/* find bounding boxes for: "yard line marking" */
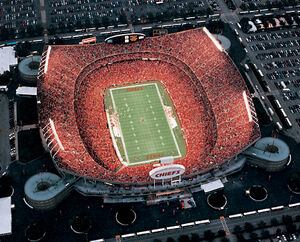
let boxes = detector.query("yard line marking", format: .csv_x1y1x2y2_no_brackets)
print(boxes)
154,83,181,158
109,89,129,162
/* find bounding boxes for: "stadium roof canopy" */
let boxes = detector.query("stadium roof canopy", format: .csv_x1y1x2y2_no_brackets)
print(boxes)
37,27,260,184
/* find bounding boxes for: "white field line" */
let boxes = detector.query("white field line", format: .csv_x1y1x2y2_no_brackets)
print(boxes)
109,89,129,162
106,111,126,165
154,83,181,158
110,83,154,90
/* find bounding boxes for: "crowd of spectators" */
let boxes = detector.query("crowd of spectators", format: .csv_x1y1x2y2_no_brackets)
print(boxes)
37,28,260,184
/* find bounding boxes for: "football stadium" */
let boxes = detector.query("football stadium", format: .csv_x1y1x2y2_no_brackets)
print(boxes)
37,27,260,194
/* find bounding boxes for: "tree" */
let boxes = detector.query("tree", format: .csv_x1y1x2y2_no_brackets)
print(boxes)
147,12,154,22
84,19,92,28
244,222,254,233
58,22,66,31
93,18,101,29
27,25,35,36
178,235,190,242
66,22,75,32
0,26,10,40
101,16,110,27
249,232,258,240
48,24,57,35
261,230,270,238
15,41,32,57
166,238,176,242
233,225,242,234
221,238,230,242
203,230,215,240
76,20,82,29
218,230,226,237
236,233,246,241
155,12,164,22
0,71,12,85
119,11,127,24
240,3,247,10
35,24,43,36
240,17,251,33
282,215,293,225
286,224,297,234
271,218,279,226
276,228,282,235
206,8,213,16
206,19,224,33
190,233,200,242
258,220,267,228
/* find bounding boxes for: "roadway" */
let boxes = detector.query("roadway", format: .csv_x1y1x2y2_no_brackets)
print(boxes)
104,205,300,242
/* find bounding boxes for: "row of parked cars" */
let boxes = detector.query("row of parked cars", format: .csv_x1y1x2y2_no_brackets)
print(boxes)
250,39,300,52
263,59,300,71
246,30,300,43
289,104,300,113
272,233,297,241
267,69,300,80
256,49,300,60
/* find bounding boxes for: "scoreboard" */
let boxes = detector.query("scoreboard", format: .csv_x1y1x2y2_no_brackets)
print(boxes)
105,33,145,44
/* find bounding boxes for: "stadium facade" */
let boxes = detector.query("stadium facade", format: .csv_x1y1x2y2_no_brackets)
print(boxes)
37,28,260,201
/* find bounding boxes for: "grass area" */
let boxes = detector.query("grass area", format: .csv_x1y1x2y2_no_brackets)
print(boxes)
17,97,38,126
105,81,186,165
18,129,44,163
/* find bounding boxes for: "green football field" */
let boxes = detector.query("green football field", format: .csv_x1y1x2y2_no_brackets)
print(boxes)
107,82,185,165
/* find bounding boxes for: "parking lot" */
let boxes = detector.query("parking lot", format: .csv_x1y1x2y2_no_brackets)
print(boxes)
0,0,42,40
0,0,215,41
236,20,300,143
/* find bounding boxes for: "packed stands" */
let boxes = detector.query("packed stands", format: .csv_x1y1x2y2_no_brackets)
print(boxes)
37,28,260,184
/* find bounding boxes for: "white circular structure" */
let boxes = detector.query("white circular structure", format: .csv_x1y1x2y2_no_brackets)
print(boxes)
149,164,185,180
213,34,231,51
24,172,72,210
18,55,41,84
244,137,290,171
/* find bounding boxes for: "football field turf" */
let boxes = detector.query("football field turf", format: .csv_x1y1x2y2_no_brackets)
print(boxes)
108,82,184,165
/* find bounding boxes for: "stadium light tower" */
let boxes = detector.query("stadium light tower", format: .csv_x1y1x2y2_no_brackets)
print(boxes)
243,91,253,122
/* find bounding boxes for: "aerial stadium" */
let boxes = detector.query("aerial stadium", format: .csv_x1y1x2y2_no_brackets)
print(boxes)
37,28,260,199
